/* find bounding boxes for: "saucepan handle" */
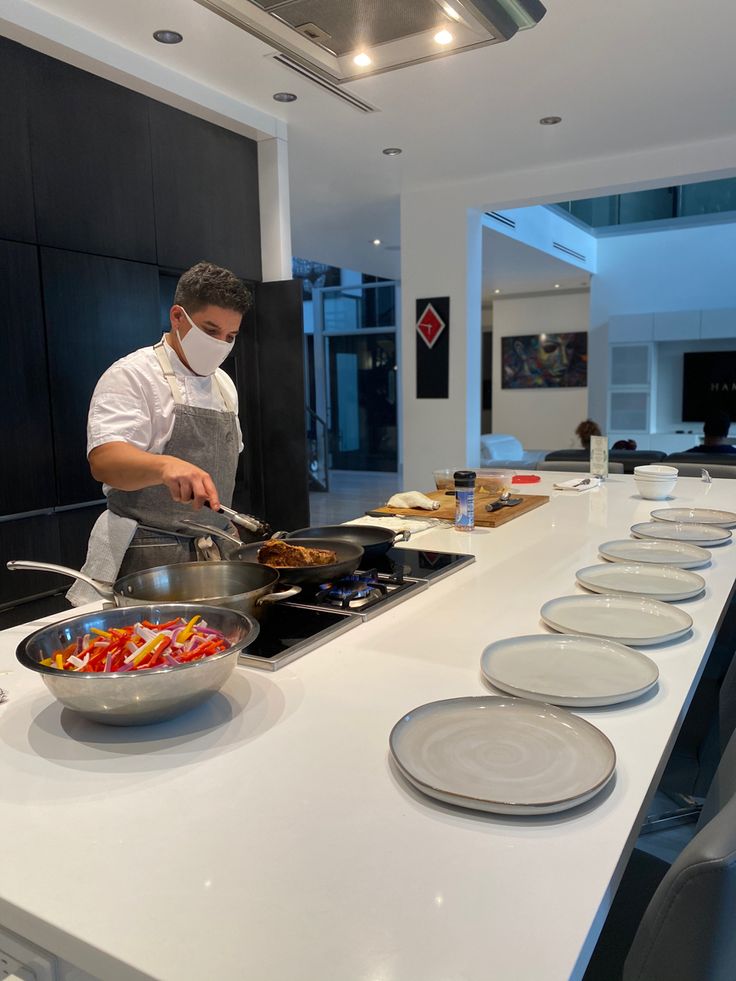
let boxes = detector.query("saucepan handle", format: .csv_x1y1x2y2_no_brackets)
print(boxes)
6,560,115,599
256,585,302,605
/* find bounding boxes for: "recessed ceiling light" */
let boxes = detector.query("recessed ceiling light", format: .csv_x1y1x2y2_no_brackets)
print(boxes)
554,283,561,288
273,92,297,103
372,239,382,246
434,29,454,45
539,116,562,125
382,147,403,156
494,289,501,294
353,52,372,67
153,30,183,44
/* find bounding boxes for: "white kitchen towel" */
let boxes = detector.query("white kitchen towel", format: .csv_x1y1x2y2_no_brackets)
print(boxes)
344,516,441,535
553,476,602,492
66,510,137,606
386,491,440,510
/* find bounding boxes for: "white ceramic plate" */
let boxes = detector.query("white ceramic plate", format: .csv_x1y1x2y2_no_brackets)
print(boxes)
389,696,616,815
598,539,712,569
481,635,659,707
540,594,693,645
631,521,732,547
650,507,736,528
575,563,705,601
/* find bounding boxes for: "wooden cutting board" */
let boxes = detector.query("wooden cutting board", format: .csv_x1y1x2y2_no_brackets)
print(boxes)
371,490,549,527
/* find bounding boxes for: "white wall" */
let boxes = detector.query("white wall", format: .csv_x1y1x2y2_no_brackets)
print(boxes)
591,222,736,315
492,291,591,450
400,196,483,488
588,220,736,429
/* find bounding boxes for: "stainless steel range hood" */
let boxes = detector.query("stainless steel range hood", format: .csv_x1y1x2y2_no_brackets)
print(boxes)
194,0,546,83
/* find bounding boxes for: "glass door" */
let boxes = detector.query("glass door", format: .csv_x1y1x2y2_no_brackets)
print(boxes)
326,333,397,471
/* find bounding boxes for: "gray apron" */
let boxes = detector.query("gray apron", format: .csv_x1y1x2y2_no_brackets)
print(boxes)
106,339,241,578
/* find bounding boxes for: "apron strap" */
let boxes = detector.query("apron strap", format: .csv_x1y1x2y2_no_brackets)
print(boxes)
155,336,235,413
154,338,185,405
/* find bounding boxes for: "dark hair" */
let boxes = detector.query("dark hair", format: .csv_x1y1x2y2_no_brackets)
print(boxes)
612,439,637,451
704,410,731,439
575,419,602,449
174,261,253,316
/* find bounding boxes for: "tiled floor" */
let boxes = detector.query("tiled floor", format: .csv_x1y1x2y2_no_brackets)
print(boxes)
309,470,400,525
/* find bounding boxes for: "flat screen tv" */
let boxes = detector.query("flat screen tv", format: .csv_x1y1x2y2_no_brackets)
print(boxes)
682,351,736,422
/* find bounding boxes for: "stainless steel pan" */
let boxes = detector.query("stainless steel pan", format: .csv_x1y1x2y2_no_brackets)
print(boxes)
7,560,300,621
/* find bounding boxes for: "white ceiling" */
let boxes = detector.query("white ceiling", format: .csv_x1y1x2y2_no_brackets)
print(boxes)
482,229,589,299
4,0,736,279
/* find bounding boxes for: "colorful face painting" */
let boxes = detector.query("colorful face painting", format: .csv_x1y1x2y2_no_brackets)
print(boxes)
501,332,588,389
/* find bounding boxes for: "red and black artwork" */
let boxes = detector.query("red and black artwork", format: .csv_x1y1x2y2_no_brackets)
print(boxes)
416,297,449,398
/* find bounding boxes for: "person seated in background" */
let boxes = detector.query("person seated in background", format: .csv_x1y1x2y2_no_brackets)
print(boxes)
575,419,602,450
612,439,638,451
685,410,736,453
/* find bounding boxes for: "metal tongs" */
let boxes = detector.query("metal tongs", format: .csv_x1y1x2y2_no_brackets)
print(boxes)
205,502,271,536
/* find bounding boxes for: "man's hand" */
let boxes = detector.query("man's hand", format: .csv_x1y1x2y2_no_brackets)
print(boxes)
89,443,220,511
159,457,220,511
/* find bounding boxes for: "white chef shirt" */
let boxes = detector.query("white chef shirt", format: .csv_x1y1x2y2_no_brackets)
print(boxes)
87,337,244,459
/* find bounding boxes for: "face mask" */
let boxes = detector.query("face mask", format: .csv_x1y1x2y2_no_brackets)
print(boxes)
177,308,234,376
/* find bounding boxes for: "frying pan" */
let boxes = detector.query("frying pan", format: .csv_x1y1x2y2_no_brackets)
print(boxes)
287,525,409,561
184,522,365,584
7,560,300,621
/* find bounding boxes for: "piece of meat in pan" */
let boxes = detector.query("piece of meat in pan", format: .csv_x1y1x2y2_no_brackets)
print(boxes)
257,539,338,568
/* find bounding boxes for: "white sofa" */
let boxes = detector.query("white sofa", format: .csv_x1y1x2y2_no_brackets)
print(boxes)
480,433,547,469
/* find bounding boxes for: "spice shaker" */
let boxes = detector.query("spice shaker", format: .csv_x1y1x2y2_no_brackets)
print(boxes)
453,470,476,532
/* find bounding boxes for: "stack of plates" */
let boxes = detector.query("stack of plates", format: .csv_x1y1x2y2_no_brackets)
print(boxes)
598,539,711,568
481,634,658,706
631,521,732,547
575,563,705,601
390,696,616,815
540,594,693,645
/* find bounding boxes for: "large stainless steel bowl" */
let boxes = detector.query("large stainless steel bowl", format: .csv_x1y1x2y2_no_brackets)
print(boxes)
16,604,259,726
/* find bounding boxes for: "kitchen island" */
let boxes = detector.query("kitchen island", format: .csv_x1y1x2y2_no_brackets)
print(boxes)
1,473,735,981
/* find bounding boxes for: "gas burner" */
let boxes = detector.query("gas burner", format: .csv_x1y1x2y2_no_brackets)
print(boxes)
315,572,387,609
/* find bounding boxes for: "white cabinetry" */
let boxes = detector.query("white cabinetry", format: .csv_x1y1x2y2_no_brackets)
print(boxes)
701,309,736,339
608,343,652,434
653,311,700,341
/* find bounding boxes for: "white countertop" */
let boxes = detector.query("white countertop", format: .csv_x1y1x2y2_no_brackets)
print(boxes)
1,473,735,981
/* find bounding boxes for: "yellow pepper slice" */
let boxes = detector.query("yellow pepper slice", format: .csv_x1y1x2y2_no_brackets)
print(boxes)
90,627,112,639
176,615,201,643
132,633,167,668
55,653,64,670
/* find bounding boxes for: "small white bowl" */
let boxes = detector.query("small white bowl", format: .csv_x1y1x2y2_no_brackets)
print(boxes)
634,465,679,478
635,475,677,500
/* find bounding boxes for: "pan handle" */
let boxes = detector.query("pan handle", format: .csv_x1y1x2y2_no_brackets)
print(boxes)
180,520,243,547
6,560,115,599
256,585,302,606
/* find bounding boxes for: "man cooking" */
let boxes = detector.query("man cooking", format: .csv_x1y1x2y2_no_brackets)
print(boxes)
68,261,252,606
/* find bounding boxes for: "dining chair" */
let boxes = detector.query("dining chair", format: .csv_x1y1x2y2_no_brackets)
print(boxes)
536,460,625,473
583,723,736,981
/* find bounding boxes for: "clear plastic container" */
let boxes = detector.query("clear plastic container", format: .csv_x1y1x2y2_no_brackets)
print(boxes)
434,468,514,495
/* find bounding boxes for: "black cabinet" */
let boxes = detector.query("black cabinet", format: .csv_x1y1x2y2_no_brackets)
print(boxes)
0,37,37,243
237,279,309,530
0,240,56,516
0,514,65,604
150,102,261,280
29,56,156,262
41,249,161,505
